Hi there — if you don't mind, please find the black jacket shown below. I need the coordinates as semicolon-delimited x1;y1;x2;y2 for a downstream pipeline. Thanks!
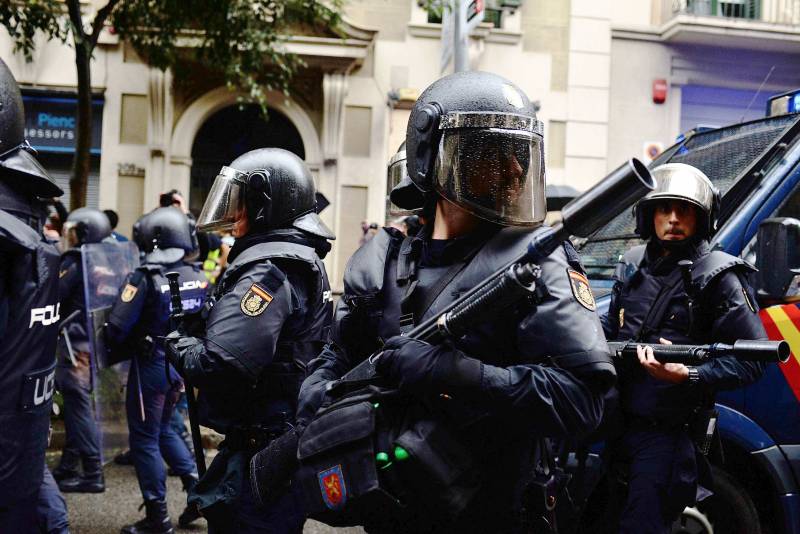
300;225;615;532
601;240;766;420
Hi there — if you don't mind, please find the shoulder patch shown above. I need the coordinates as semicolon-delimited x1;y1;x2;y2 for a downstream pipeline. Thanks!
120;283;138;303
567;269;596;312
240;283;273;317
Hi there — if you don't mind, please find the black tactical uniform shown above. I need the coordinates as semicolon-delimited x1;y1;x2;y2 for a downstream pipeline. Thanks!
166;148;335;533
600;163;767;534
108;207;207;534
53;207;112;493
0;57;66;530
295;72;616;533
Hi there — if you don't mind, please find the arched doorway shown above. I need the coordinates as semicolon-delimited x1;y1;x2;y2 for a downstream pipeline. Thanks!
189;104;305;213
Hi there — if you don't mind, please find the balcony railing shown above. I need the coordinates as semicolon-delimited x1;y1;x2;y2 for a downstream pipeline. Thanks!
667;0;800;26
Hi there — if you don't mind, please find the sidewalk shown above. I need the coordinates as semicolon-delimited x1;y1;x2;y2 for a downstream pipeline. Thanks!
59;461;363;534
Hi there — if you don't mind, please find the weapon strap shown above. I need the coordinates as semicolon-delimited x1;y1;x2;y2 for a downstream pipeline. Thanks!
634;268;684;342
399;237;485;330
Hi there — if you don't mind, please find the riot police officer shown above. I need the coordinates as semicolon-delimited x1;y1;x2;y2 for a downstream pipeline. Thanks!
294;71;616;533
107;207;207;533
165;148;335;532
0;57;66;530
53;207;112;493
600;163;767;533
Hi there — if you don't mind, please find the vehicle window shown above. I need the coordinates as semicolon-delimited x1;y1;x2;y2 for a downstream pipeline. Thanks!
742;176;800;265
578;115;798;280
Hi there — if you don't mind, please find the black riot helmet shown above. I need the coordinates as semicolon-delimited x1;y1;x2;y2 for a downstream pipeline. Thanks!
197;148;335;240
137;207;194;264
0;58;62;198
403;71;546;227
62;207;112;249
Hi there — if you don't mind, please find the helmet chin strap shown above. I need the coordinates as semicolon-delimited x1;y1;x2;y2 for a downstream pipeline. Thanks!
655;234;701;253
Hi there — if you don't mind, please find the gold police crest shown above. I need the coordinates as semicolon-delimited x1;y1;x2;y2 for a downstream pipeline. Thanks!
567;269;596;312
240;283;273;317
120;283;138;303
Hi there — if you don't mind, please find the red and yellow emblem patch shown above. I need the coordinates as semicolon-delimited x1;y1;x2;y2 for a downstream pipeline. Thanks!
120;283;138;303
318;465;347;510
240;283;273;317
568;269;596;312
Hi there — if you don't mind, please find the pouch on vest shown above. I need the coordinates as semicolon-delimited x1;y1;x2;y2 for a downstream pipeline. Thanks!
296;387;400;526
296;385;479;527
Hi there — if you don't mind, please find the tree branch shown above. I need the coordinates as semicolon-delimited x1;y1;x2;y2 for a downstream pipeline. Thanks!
90;0;121;48
65;0;85;41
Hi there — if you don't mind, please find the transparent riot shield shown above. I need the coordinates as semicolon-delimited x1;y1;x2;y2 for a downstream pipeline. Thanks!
81;241;140;461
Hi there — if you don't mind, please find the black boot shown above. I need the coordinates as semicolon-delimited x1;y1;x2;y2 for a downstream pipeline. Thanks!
52;450;80;482
178;474;202;527
114;449;134;465
121;500;174;534
58;456;105;493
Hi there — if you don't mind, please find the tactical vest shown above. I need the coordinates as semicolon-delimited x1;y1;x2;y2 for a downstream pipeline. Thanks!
614;243;755;344
202;248;221;284
214;240;332;415
0;209;61;504
297;226;612;529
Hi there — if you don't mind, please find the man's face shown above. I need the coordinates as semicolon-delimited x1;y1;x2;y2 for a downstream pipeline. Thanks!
653;199;697;241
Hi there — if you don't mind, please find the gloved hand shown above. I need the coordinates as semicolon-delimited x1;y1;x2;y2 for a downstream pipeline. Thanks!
296;375;331;430
376;336;483;398
164;331;200;374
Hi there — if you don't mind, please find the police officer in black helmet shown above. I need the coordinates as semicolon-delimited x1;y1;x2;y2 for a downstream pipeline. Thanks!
107;207;208;533
0;57;67;530
600;163;767;533
53;208;112;494
295;71;615;533
165;147;335;532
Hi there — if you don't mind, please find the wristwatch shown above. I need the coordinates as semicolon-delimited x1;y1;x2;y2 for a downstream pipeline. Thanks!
687;366;701;386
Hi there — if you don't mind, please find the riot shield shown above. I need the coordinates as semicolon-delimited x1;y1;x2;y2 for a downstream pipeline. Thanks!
80;241;140;460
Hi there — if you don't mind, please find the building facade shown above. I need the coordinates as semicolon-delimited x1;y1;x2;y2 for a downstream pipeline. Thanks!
608;0;800;167
4;0;799;288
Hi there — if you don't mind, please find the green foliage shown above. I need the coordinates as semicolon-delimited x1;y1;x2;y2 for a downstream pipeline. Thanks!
0;0;343;109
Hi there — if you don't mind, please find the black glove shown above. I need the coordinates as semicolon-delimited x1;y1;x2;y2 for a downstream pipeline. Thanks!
296;375;331;430
164;331;201;375
249;427;302;506
376;336;483;398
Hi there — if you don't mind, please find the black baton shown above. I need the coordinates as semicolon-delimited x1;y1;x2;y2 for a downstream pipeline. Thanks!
165;272;207;476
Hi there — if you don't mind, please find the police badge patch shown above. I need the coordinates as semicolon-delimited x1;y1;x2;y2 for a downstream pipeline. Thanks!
568;269;596;312
318;465;347;510
120;283;138;303
240;283;273;317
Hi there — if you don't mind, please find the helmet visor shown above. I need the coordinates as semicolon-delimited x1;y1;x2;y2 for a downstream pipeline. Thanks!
196;166;247;232
60;221;80;250
433;127;545;226
386;150;420;218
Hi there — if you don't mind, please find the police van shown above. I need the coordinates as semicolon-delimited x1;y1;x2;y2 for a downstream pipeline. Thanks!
573;91;800;534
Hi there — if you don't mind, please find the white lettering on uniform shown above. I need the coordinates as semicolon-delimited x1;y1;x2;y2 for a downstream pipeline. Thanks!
160;280;208;293
34;370;55;406
29;303;61;328
322;290;333;304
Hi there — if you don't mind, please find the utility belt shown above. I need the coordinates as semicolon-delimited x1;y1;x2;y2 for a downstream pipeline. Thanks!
625;406;718;456
225;418;292;454
295;385;480;528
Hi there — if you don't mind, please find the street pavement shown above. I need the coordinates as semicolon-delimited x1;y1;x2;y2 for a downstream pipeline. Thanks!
60;461;364;534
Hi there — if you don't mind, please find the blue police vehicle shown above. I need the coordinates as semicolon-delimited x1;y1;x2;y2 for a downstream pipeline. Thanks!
570;90;800;534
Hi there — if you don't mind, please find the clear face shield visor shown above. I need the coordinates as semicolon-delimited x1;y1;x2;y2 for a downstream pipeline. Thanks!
385;150;419;219
433;113;546;227
60;221;80;250
196;166;248;232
